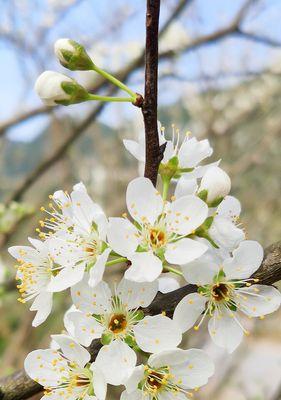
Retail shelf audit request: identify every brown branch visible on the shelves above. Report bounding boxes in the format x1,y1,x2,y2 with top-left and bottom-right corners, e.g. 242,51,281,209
142,0,162,186
0,241,280,400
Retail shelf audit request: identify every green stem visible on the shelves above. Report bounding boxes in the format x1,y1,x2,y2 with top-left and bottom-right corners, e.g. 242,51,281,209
106,257,127,267
163,265,183,277
93,65,137,99
162,178,170,201
88,94,134,103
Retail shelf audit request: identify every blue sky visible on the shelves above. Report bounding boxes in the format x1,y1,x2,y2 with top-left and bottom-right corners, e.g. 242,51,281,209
0,0,280,142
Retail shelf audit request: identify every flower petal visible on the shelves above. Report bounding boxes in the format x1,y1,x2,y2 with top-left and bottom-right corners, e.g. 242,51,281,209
223,240,264,280
24,349,68,387
133,315,182,353
117,279,158,309
165,238,208,265
107,217,139,257
149,348,214,389
158,273,180,294
124,365,145,394
67,311,104,346
217,195,241,219
178,137,213,168
51,334,90,367
120,390,142,400
88,248,111,287
71,278,112,314
95,340,137,385
123,139,145,163
90,363,107,400
126,177,163,225
235,285,281,317
174,177,198,198
166,195,208,235
125,252,163,282
47,264,85,292
208,309,244,353
173,293,207,333
30,291,53,327
209,216,245,250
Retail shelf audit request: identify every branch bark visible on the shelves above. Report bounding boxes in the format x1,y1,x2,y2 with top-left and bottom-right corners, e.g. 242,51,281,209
0,241,280,400
142,0,163,186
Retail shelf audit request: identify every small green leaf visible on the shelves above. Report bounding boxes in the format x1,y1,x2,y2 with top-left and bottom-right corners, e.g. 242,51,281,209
197,190,208,202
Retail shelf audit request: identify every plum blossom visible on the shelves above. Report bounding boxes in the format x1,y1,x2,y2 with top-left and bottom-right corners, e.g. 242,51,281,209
121,348,215,400
8,238,54,327
198,166,231,203
174,240,281,353
24,334,107,400
38,182,110,290
124,123,216,179
107,177,209,282
68,276,182,384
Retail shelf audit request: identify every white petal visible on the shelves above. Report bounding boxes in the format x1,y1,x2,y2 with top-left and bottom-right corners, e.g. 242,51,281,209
133,315,182,353
51,334,90,367
63,305,79,337
166,195,208,235
181,247,221,285
123,139,145,162
28,237,48,255
120,390,142,400
158,273,180,294
173,293,207,333
174,177,198,198
187,160,220,179
178,137,213,168
149,348,214,389
223,240,264,280
48,237,83,267
71,278,112,314
165,238,208,265
107,217,139,257
126,177,163,225
24,349,68,387
208,309,243,353
124,365,145,393
209,216,245,250
199,166,231,203
95,340,137,385
217,195,241,219
88,248,110,287
90,364,107,400
125,252,163,282
162,140,175,163
8,245,43,264
235,285,281,317
47,264,85,292
117,278,158,309
67,311,104,346
30,291,53,327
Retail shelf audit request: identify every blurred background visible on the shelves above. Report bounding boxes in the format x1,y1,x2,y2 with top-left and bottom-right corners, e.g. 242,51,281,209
0,0,281,399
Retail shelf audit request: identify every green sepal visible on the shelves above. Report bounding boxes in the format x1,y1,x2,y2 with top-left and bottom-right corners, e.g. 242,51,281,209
101,332,113,345
134,310,144,321
198,286,208,295
213,269,226,283
197,189,208,202
60,40,95,71
86,261,95,272
92,314,102,323
209,196,224,208
56,81,90,106
124,335,136,347
228,302,237,312
159,156,179,180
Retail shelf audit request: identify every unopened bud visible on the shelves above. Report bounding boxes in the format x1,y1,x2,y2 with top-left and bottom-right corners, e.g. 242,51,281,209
54,38,94,70
35,71,90,106
199,166,231,203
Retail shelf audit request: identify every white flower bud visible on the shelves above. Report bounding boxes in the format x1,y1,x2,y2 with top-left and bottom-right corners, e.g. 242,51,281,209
54,38,94,70
199,166,231,203
34,71,89,106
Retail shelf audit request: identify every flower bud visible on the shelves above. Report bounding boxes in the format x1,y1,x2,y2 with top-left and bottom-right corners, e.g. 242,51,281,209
34,71,90,106
199,166,231,204
54,38,94,70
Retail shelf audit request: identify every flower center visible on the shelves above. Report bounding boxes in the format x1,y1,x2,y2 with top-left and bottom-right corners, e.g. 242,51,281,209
149,228,166,248
211,283,229,302
146,371,165,390
108,313,127,334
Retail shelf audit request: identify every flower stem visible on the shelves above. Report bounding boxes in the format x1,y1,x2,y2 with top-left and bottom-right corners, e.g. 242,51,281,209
92,65,137,99
162,178,170,201
106,257,127,267
163,265,183,277
88,94,135,103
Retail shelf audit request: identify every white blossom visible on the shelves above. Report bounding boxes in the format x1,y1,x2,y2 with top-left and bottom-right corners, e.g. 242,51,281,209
174,240,281,353
24,334,107,400
199,166,231,203
8,238,54,327
68,277,182,385
121,348,214,400
35,71,74,106
107,177,209,282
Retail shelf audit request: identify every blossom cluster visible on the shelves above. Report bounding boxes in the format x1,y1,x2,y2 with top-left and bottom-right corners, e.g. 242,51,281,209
8,122,281,400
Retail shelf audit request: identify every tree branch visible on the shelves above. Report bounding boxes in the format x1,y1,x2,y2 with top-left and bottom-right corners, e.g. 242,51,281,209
0,241,280,400
142,0,162,186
